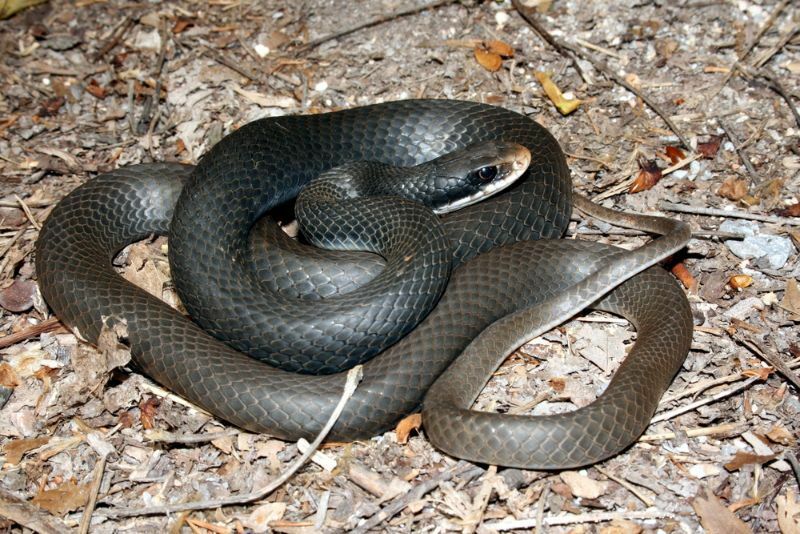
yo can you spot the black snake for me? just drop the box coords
[36,100,692,468]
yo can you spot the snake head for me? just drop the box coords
[428,141,531,214]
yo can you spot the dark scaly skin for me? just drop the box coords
[36,100,692,468]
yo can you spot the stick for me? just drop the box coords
[485,509,674,531]
[351,462,483,533]
[658,201,800,226]
[300,0,460,51]
[0,317,63,350]
[730,331,800,391]
[594,466,653,507]
[102,365,363,518]
[650,376,761,424]
[511,0,690,148]
[718,118,760,186]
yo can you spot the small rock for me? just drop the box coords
[721,220,795,269]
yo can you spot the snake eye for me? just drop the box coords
[477,166,498,182]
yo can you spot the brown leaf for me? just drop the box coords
[742,367,773,380]
[664,145,686,164]
[395,413,422,444]
[629,158,663,193]
[600,520,643,534]
[766,425,796,446]
[729,275,753,289]
[548,377,566,393]
[783,279,800,321]
[776,203,800,217]
[32,479,90,516]
[37,96,65,117]
[474,46,502,72]
[172,18,195,34]
[0,279,37,312]
[692,486,752,534]
[717,177,749,201]
[724,451,776,471]
[485,39,514,58]
[85,79,107,99]
[3,436,49,464]
[698,135,722,158]
[0,362,19,388]
[671,263,697,292]
[139,396,160,430]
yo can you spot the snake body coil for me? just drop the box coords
[36,100,692,468]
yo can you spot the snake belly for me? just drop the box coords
[35,100,692,468]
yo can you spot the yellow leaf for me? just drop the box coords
[0,0,46,19]
[534,71,582,115]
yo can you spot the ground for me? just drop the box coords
[0,0,799,532]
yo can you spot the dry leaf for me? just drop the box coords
[724,451,776,471]
[698,135,722,158]
[86,79,107,99]
[534,71,582,115]
[600,519,643,534]
[548,376,566,393]
[742,367,773,380]
[672,262,698,292]
[485,39,514,57]
[0,362,20,387]
[629,157,663,193]
[718,177,749,201]
[32,479,90,516]
[766,425,796,446]
[782,279,800,320]
[3,436,49,464]
[692,486,752,534]
[395,413,422,444]
[0,279,37,312]
[139,396,160,430]
[0,0,46,19]
[243,502,286,533]
[665,145,686,164]
[729,275,753,289]
[172,18,195,34]
[474,46,502,72]
[559,471,607,499]
[776,203,800,217]
[231,84,296,108]
[777,489,800,534]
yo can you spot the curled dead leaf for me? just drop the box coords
[729,275,753,289]
[31,479,91,516]
[395,413,422,444]
[474,46,502,72]
[671,263,697,292]
[776,203,800,217]
[664,146,686,164]
[629,157,663,193]
[697,135,722,159]
[724,451,776,471]
[692,486,752,534]
[139,396,161,430]
[485,39,514,58]
[534,71,582,115]
[717,177,749,201]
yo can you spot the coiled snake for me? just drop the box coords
[36,100,692,468]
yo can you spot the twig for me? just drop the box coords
[640,422,743,442]
[300,0,460,51]
[594,465,653,507]
[658,201,800,226]
[79,453,109,534]
[511,0,690,148]
[0,488,70,534]
[0,228,26,263]
[751,67,800,129]
[200,44,259,81]
[650,376,761,424]
[102,365,363,518]
[0,317,64,350]
[786,451,800,488]
[485,508,673,531]
[752,23,800,69]
[730,331,800,391]
[93,15,137,61]
[351,461,482,533]
[14,195,40,230]
[718,118,760,186]
[710,0,790,95]
[145,428,240,444]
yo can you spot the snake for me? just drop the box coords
[35,99,693,468]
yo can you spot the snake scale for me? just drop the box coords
[36,100,693,468]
